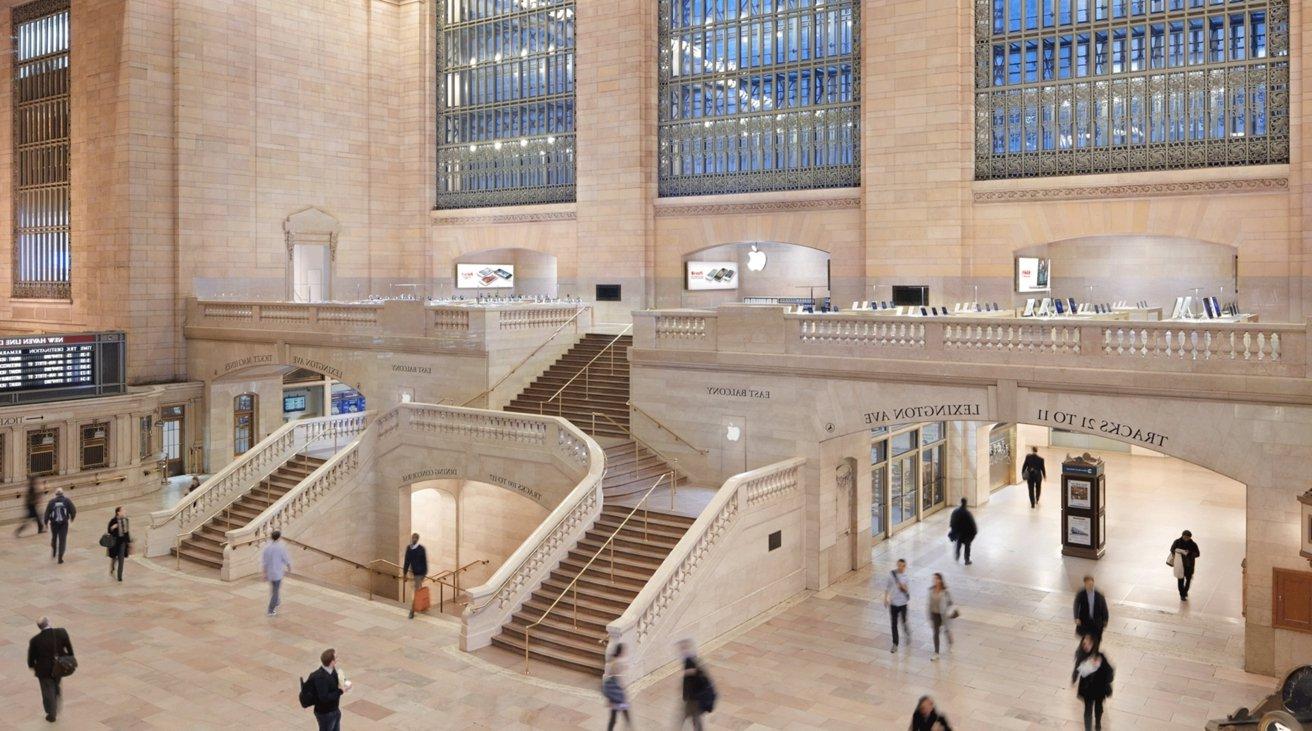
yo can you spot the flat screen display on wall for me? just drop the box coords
[456,263,515,289]
[283,393,307,413]
[686,261,739,291]
[1016,257,1051,292]
[0,332,125,406]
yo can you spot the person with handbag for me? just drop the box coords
[26,616,75,723]
[927,573,957,660]
[402,533,428,619]
[1168,530,1201,601]
[1074,648,1114,730]
[678,639,716,730]
[1021,446,1046,509]
[105,506,131,582]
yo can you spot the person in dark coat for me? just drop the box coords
[305,648,349,731]
[1073,576,1109,640]
[1070,633,1097,685]
[909,695,952,730]
[948,499,977,565]
[402,533,428,619]
[678,639,714,730]
[27,617,74,723]
[106,507,131,582]
[1074,649,1114,730]
[1021,446,1046,508]
[43,488,76,563]
[1169,530,1201,601]
[15,476,44,536]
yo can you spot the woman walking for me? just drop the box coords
[928,573,956,660]
[602,643,632,730]
[1074,646,1114,730]
[1169,530,1201,601]
[106,506,131,582]
[909,695,952,730]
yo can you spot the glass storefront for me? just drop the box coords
[871,421,949,543]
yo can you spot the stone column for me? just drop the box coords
[946,421,991,507]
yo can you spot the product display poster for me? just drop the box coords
[686,261,739,291]
[1066,479,1092,509]
[1067,515,1092,546]
[456,263,515,289]
[1016,257,1051,292]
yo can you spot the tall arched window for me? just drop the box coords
[974,0,1289,179]
[658,0,861,197]
[436,1,576,208]
[233,394,258,455]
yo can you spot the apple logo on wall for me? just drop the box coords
[725,423,742,442]
[746,245,767,272]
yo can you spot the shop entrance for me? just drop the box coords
[159,404,186,476]
[869,422,948,545]
[680,241,831,309]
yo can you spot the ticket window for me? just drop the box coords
[234,394,258,455]
[80,422,110,471]
[27,429,58,477]
[160,405,185,476]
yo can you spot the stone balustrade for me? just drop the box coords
[144,412,369,557]
[187,298,590,353]
[633,305,1309,378]
[607,457,806,680]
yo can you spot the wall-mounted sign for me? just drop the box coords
[283,393,307,413]
[686,261,739,291]
[1016,257,1051,293]
[0,332,125,406]
[456,263,515,289]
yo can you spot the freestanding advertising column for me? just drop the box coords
[1060,453,1106,559]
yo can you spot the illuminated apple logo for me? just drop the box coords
[746,245,767,272]
[725,423,742,442]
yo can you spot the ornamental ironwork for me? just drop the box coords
[435,0,576,209]
[12,0,71,300]
[658,0,861,197]
[975,0,1289,180]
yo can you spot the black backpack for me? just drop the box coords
[298,676,317,709]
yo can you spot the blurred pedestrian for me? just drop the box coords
[106,506,131,582]
[1073,576,1108,641]
[15,476,44,536]
[948,499,977,565]
[884,559,912,652]
[26,617,74,723]
[909,695,952,730]
[928,573,956,660]
[602,643,632,730]
[44,488,76,563]
[1074,648,1114,730]
[1169,530,1201,601]
[261,530,292,616]
[678,639,716,730]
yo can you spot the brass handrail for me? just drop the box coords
[280,538,402,600]
[539,324,633,415]
[590,410,683,511]
[383,557,490,611]
[522,471,673,675]
[628,401,709,455]
[462,306,591,407]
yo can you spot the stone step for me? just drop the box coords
[490,633,604,675]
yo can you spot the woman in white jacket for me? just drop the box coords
[928,573,956,660]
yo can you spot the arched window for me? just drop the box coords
[658,0,861,196]
[974,0,1289,178]
[233,394,258,455]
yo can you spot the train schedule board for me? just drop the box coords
[0,332,126,406]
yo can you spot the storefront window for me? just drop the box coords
[921,443,946,511]
[922,421,945,444]
[871,438,888,538]
[891,430,918,456]
[891,454,918,527]
[234,394,257,455]
[27,428,57,476]
[80,422,109,470]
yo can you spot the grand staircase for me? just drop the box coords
[506,333,633,437]
[172,453,326,569]
[492,503,695,673]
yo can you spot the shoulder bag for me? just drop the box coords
[51,631,76,679]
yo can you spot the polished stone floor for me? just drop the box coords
[0,450,1271,729]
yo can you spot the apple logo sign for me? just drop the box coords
[746,244,767,272]
[724,423,742,442]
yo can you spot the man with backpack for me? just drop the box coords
[300,648,350,730]
[678,639,715,730]
[43,489,76,563]
[27,616,75,723]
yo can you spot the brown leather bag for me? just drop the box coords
[412,586,431,614]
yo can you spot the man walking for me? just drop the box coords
[948,498,977,565]
[1022,446,1046,508]
[884,558,912,652]
[402,533,428,619]
[677,639,715,730]
[15,476,44,536]
[1170,530,1201,601]
[43,488,76,563]
[27,617,74,723]
[261,530,292,616]
[304,648,349,731]
[1073,576,1109,641]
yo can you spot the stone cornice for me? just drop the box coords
[654,196,861,217]
[432,211,577,225]
[973,176,1288,203]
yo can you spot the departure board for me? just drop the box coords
[0,332,125,405]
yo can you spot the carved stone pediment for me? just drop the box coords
[283,207,341,260]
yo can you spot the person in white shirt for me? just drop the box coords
[260,530,292,616]
[883,558,912,652]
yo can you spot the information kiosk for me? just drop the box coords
[1061,453,1106,559]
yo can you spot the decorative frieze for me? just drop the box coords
[432,211,577,225]
[973,177,1289,203]
[654,196,861,218]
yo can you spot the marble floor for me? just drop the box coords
[0,449,1272,729]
